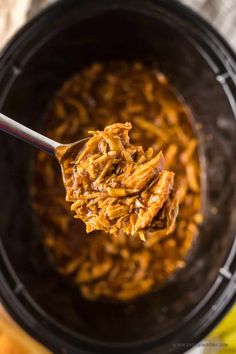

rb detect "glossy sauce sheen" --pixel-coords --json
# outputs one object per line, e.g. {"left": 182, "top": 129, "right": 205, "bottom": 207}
{"left": 32, "top": 62, "right": 202, "bottom": 301}
{"left": 57, "top": 122, "right": 179, "bottom": 241}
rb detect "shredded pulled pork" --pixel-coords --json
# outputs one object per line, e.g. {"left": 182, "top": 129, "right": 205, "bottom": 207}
{"left": 57, "top": 122, "right": 179, "bottom": 240}
{"left": 33, "top": 62, "right": 202, "bottom": 301}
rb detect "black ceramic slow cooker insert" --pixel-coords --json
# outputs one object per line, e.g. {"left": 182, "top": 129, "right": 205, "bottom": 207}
{"left": 0, "top": 0, "right": 235, "bottom": 353}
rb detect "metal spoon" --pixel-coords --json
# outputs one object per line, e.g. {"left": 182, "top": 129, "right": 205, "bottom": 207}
{"left": 0, "top": 112, "right": 87, "bottom": 159}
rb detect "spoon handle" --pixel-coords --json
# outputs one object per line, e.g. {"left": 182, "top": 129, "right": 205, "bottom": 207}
{"left": 0, "top": 112, "right": 60, "bottom": 156}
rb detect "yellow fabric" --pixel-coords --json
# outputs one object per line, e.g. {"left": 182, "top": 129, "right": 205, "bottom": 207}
{"left": 209, "top": 305, "right": 236, "bottom": 354}
{"left": 0, "top": 305, "right": 235, "bottom": 353}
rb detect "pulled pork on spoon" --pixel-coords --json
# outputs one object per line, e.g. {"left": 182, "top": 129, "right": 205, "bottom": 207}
{"left": 58, "top": 122, "right": 179, "bottom": 240}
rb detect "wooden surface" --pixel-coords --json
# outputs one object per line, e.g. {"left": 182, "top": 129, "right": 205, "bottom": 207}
{"left": 0, "top": 306, "right": 51, "bottom": 354}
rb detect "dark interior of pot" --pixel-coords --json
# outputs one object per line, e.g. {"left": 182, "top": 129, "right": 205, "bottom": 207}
{"left": 0, "top": 4, "right": 236, "bottom": 344}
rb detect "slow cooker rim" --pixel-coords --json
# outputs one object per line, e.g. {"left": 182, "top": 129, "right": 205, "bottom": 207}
{"left": 0, "top": 0, "right": 235, "bottom": 353}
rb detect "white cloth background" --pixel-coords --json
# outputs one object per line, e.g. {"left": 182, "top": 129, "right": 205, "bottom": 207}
{"left": 0, "top": 0, "right": 236, "bottom": 51}
{"left": 0, "top": 0, "right": 31, "bottom": 48}
{"left": 0, "top": 0, "right": 235, "bottom": 51}
{"left": 181, "top": 0, "right": 236, "bottom": 51}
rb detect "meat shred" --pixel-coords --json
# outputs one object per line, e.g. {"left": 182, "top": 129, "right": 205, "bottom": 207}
{"left": 56, "top": 122, "right": 179, "bottom": 240}
{"left": 32, "top": 62, "right": 202, "bottom": 301}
